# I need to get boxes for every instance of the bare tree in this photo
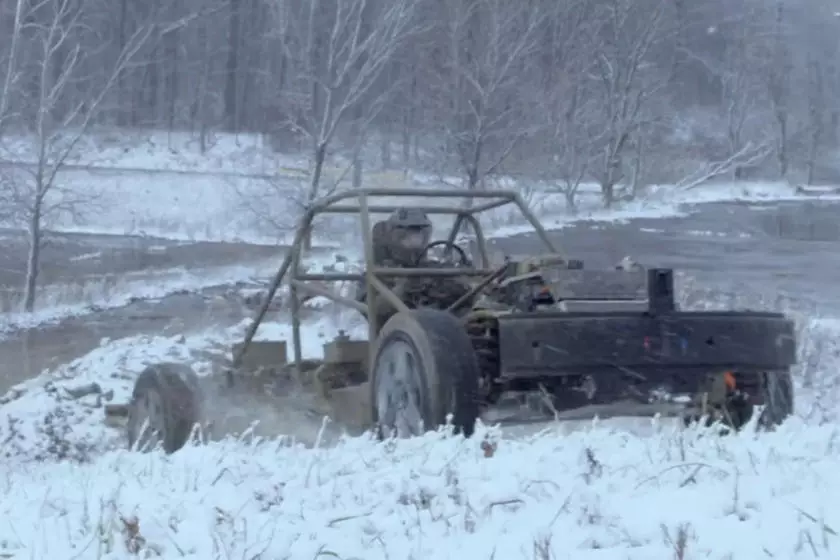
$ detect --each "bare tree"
[0,0,161,312]
[423,0,543,192]
[0,0,27,135]
[718,41,772,180]
[797,0,840,184]
[678,13,773,183]
[547,87,598,213]
[675,143,771,190]
[4,0,840,223]
[272,0,420,204]
[760,0,794,178]
[804,59,827,185]
[586,0,669,208]
[537,0,602,213]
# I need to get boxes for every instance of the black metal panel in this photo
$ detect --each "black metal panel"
[647,268,675,314]
[496,311,796,378]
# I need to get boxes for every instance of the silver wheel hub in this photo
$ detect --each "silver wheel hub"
[375,339,425,437]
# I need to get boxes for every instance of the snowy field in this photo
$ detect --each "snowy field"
[2,130,840,558]
[4,419,840,559]
[0,301,838,559]
[1,130,834,244]
[48,165,828,245]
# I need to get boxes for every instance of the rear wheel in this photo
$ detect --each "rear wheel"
[370,309,480,438]
[686,369,794,431]
[127,363,202,453]
[757,370,794,428]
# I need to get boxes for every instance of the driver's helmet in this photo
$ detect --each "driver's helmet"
[386,207,432,264]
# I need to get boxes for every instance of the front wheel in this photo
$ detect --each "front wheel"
[370,309,480,438]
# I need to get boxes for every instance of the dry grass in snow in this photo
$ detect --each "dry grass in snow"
[0,331,228,463]
[0,312,837,559]
[0,298,366,464]
[1,420,840,559]
[0,249,838,558]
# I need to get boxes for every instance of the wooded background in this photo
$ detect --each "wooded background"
[1,0,839,203]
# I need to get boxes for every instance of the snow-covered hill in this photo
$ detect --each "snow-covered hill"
[0,305,836,559]
[1,417,838,559]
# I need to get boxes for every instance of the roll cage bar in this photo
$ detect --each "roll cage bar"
[233,187,561,371]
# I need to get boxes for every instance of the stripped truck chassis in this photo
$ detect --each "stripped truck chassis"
[114,187,798,453]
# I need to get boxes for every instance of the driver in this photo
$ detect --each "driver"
[363,207,472,326]
[373,207,433,267]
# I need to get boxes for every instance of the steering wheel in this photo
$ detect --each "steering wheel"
[416,240,470,267]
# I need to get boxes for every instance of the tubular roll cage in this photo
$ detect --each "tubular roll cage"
[232,187,560,373]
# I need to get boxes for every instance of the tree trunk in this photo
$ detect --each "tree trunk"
[467,167,479,190]
[303,143,327,250]
[224,0,242,131]
[165,29,179,133]
[601,182,615,209]
[806,127,821,186]
[401,114,411,172]
[380,133,391,170]
[564,188,578,214]
[197,18,212,154]
[601,153,621,209]
[629,135,645,198]
[116,0,129,125]
[23,200,43,312]
[776,113,788,178]
[0,0,26,136]
[352,157,363,189]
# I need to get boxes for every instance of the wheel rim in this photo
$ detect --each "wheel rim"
[130,390,166,450]
[374,338,425,438]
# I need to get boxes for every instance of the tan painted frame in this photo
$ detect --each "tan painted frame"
[232,187,560,372]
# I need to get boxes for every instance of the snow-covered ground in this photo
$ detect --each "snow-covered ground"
[3,418,840,559]
[0,309,837,559]
[0,291,367,463]
[2,130,835,244]
[0,260,278,335]
[50,168,825,245]
[3,130,840,558]
[0,295,838,559]
[0,129,303,175]
[491,180,837,238]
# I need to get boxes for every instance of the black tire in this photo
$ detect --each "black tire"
[127,363,202,453]
[370,309,480,438]
[685,369,794,432]
[757,369,794,429]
